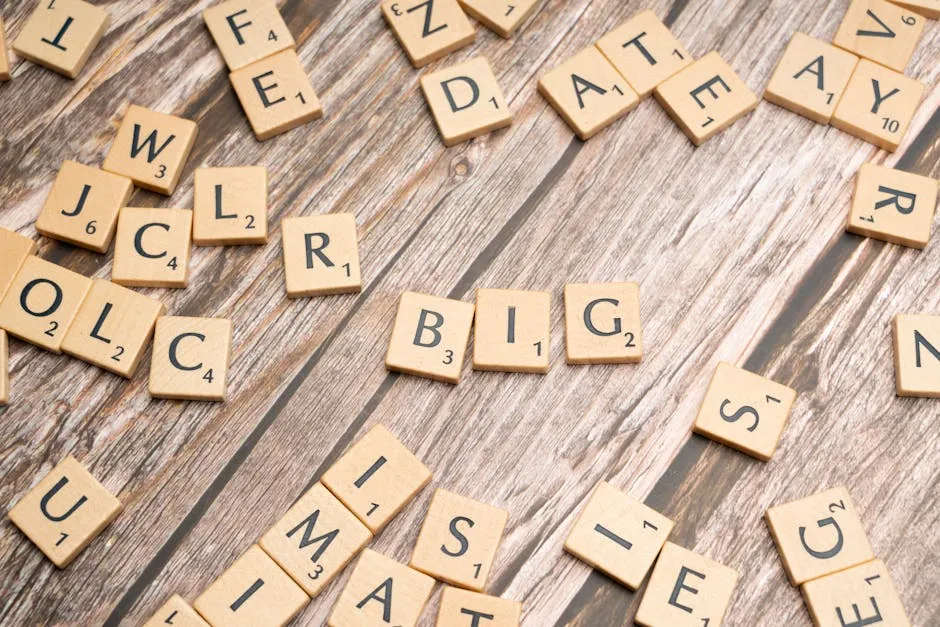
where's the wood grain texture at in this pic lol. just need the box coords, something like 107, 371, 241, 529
0, 0, 937, 625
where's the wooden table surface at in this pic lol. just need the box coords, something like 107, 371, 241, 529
1, 0, 938, 625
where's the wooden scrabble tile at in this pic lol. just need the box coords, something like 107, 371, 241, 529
654, 51, 758, 146
420, 57, 512, 147
381, 0, 475, 67
564, 481, 674, 589
281, 214, 362, 297
691, 362, 797, 461
111, 208, 193, 288
801, 559, 910, 627
0, 227, 38, 300
35, 161, 134, 253
259, 482, 373, 597
0, 256, 91, 353
144, 595, 210, 627
763, 33, 859, 125
847, 163, 938, 248
833, 0, 925, 72
12, 0, 109, 78
457, 0, 539, 38
634, 542, 739, 627
7, 455, 122, 568
537, 46, 639, 141
193, 545, 309, 627
564, 282, 642, 364
1, 330, 8, 406
385, 291, 475, 383
595, 10, 693, 98
102, 105, 198, 195
149, 316, 233, 401
1, 18, 11, 81
831, 60, 924, 152
436, 587, 521, 626
410, 488, 508, 591
472, 288, 550, 373
193, 167, 268, 245
202, 0, 295, 71
888, 0, 939, 19
321, 424, 432, 533
893, 313, 940, 397
61, 280, 164, 378
765, 486, 874, 585
328, 549, 435, 627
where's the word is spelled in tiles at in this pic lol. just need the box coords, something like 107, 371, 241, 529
847, 163, 938, 248
765, 486, 874, 585
565, 481, 674, 589
832, 0, 925, 72
893, 313, 940, 398
0, 228, 38, 299
143, 595, 210, 627
193, 166, 269, 245
0, 330, 8, 406
421, 57, 512, 146
282, 214, 362, 297
321, 424, 432, 532
12, 0, 109, 78
457, 0, 539, 38
203, 0, 295, 71
112, 208, 193, 288
1, 18, 12, 81
473, 288, 550, 373
437, 586, 522, 626
888, 0, 938, 18
149, 316, 233, 401
7, 455, 122, 568
564, 282, 643, 364
801, 559, 911, 627
382, 0, 475, 67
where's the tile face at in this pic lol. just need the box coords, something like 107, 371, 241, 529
831, 59, 924, 152
765, 486, 874, 585
595, 9, 693, 98
833, 0, 925, 72
281, 214, 362, 297
801, 559, 910, 627
1, 18, 11, 81
202, 0, 294, 71
847, 163, 938, 248
35, 161, 134, 253
193, 545, 309, 627
654, 51, 758, 146
112, 208, 193, 288
420, 57, 512, 147
381, 0, 475, 67
473, 288, 550, 373
61, 280, 165, 378
457, 0, 539, 38
692, 362, 798, 461
564, 282, 642, 364
7, 455, 122, 568
1, 330, 8, 406
436, 587, 521, 627
230, 50, 323, 141
149, 316, 233, 401
538, 46, 639, 141
143, 595, 210, 627
564, 481, 674, 589
259, 482, 373, 597
328, 549, 435, 627
888, 0, 939, 19
635, 542, 739, 627
321, 424, 432, 533
102, 105, 199, 195
764, 33, 859, 125
193, 167, 268, 245
12, 0, 109, 78
893, 313, 940, 397
0, 227, 38, 300
0, 256, 91, 353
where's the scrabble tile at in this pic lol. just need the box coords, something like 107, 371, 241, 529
563, 282, 642, 364
0, 227, 38, 300
144, 595, 210, 627
654, 51, 758, 146
111, 208, 193, 288
61, 280, 165, 378
634, 542, 739, 627
7, 455, 122, 568
420, 57, 512, 147
102, 105, 198, 195
35, 161, 134, 253
564, 481, 674, 589
595, 10, 693, 98
1, 18, 11, 81
473, 288, 550, 373
202, 0, 295, 71
0, 330, 8, 406
12, 0, 109, 78
833, 0, 925, 72
765, 486, 874, 585
893, 313, 940, 397
457, 0, 539, 38
0, 256, 91, 353
801, 559, 910, 627
259, 482, 373, 597
281, 214, 362, 297
537, 46, 639, 141
888, 0, 939, 19
847, 163, 938, 248
436, 587, 521, 626
193, 167, 268, 245
692, 362, 798, 461
831, 60, 924, 152
381, 0, 475, 67
149, 316, 233, 401
193, 545, 309, 627
763, 33, 859, 125
321, 424, 432, 533
328, 549, 435, 627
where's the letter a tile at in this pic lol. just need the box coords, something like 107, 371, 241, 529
143, 595, 210, 627
281, 214, 362, 297
564, 282, 642, 364
0, 227, 38, 300
382, 0, 475, 67
473, 288, 550, 373
847, 163, 937, 248
12, 0, 109, 78
203, 0, 295, 71
149, 316, 233, 401
833, 0, 925, 72
893, 313, 940, 397
436, 587, 521, 626
801, 559, 911, 627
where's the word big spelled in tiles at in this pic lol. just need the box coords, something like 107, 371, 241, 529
13, 0, 109, 78
421, 57, 511, 146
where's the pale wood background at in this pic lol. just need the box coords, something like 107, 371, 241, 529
0, 0, 938, 625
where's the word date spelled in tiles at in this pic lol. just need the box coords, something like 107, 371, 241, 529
202, 0, 295, 71
0, 228, 39, 299
564, 282, 642, 364
437, 587, 522, 626
193, 167, 268, 245
382, 0, 475, 67
473, 288, 550, 373
421, 57, 511, 146
143, 595, 210, 627
833, 0, 924, 72
1, 18, 11, 81
847, 164, 937, 248
458, 0, 539, 38
12, 0, 109, 78
149, 317, 233, 401
282, 214, 362, 297
801, 559, 911, 627
0, 331, 8, 405
112, 208, 193, 288
893, 314, 940, 397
